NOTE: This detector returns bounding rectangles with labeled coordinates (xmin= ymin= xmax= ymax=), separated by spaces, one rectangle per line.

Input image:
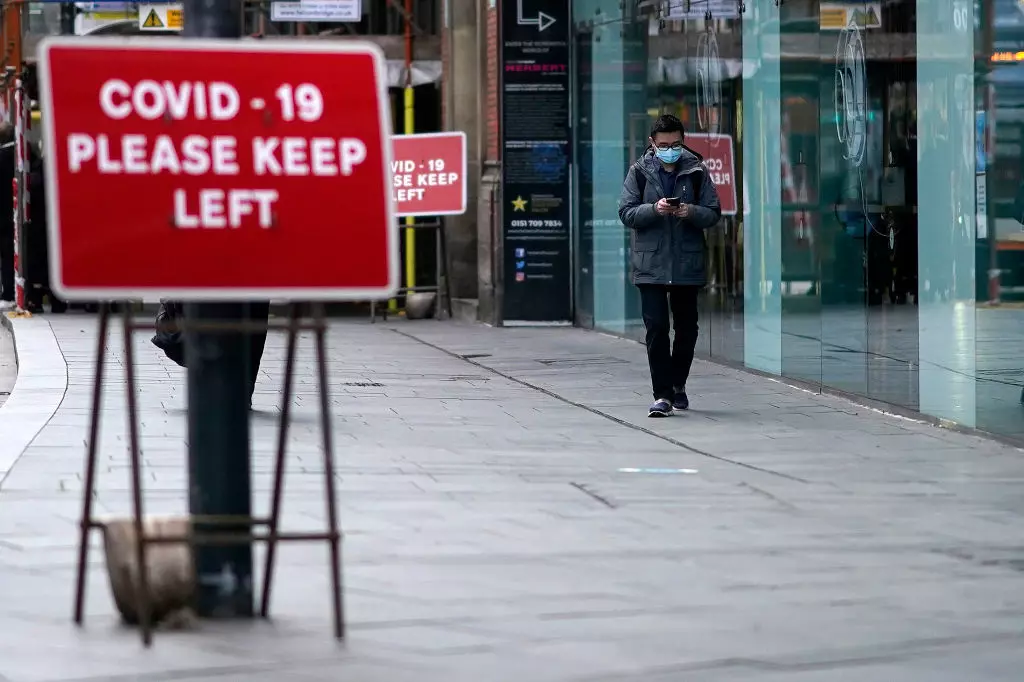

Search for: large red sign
xmin=38 ymin=37 xmax=398 ymax=301
xmin=685 ymin=133 xmax=737 ymax=216
xmin=392 ymin=132 xmax=467 ymax=217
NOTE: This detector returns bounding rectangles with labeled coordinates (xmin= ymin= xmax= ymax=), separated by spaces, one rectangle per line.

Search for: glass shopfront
xmin=570 ymin=0 xmax=1024 ymax=444
xmin=573 ymin=0 xmax=745 ymax=361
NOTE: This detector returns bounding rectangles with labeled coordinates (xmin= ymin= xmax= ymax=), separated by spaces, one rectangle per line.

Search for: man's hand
xmin=654 ymin=198 xmax=675 ymax=216
xmin=673 ymin=203 xmax=692 ymax=218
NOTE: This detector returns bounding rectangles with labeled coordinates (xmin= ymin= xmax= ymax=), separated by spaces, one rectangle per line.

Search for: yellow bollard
xmin=403 ymin=86 xmax=416 ymax=298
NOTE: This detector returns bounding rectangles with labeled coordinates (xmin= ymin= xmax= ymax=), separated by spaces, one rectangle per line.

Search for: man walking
xmin=618 ymin=115 xmax=722 ymax=417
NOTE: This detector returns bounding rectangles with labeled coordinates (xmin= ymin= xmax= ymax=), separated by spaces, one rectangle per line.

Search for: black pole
xmin=59 ymin=3 xmax=75 ymax=36
xmin=181 ymin=0 xmax=254 ymax=619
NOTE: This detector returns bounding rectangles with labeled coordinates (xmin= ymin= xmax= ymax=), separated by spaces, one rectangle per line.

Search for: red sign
xmin=37 ymin=37 xmax=398 ymax=301
xmin=392 ymin=132 xmax=467 ymax=217
xmin=685 ymin=133 xmax=737 ymax=216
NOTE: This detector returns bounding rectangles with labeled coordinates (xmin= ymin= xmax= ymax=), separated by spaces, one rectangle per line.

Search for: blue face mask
xmin=655 ymin=147 xmax=682 ymax=164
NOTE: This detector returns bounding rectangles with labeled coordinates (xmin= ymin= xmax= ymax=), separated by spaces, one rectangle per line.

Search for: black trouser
xmin=25 ymin=223 xmax=66 ymax=311
xmin=0 ymin=225 xmax=12 ymax=302
xmin=247 ymin=301 xmax=270 ymax=399
xmin=638 ymin=284 xmax=700 ymax=401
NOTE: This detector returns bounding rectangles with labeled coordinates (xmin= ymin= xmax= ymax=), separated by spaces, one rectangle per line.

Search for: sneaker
xmin=648 ymin=399 xmax=673 ymax=418
xmin=672 ymin=391 xmax=689 ymax=411
xmin=0 ymin=300 xmax=13 ymax=312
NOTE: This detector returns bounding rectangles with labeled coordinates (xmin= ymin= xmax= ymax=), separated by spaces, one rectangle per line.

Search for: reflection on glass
xmin=27 ymin=2 xmax=62 ymax=36
xmin=918 ymin=1 xmax=976 ymax=424
xmin=743 ymin=0 xmax=782 ymax=374
xmin=779 ymin=0 xmax=823 ymax=386
xmin=572 ymin=1 xmax=745 ymax=363
xmin=568 ymin=0 xmax=1024 ymax=445
xmin=977 ymin=0 xmax=1024 ymax=440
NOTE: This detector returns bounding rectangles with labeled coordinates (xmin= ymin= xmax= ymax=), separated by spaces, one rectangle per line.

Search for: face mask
xmin=655 ymin=147 xmax=682 ymax=164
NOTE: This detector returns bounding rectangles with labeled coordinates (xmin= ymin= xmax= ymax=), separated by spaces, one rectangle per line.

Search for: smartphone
xmin=666 ymin=197 xmax=681 ymax=207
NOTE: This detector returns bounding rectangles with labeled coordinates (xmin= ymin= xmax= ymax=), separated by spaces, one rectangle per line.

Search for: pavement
xmin=0 ymin=320 xmax=14 ymax=410
xmin=3 ymin=312 xmax=1024 ymax=681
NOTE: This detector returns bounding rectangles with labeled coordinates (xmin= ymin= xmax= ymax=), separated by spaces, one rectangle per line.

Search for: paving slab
xmin=1 ymin=314 xmax=1024 ymax=681
xmin=0 ymin=314 xmax=66 ymax=482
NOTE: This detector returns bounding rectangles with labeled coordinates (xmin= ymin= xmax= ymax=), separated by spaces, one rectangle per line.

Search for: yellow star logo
xmin=511 ymin=195 xmax=528 ymax=212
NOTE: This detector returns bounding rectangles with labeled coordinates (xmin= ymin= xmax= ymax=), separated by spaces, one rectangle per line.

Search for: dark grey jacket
xmin=617 ymin=147 xmax=722 ymax=286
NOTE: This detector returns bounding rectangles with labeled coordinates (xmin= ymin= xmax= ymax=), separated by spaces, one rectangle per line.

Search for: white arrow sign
xmin=517 ymin=0 xmax=556 ymax=31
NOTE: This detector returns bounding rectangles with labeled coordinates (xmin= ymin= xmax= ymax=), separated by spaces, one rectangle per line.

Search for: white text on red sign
xmin=702 ymin=157 xmax=731 ymax=187
xmin=391 ymin=158 xmax=460 ymax=203
xmin=65 ymin=79 xmax=370 ymax=229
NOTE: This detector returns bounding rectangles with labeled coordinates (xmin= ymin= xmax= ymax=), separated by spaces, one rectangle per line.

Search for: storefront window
xmin=778 ymin=0 xmax=824 ymax=387
xmin=976 ymin=0 xmax=1024 ymax=440
xmin=919 ymin=0 xmax=977 ymax=424
xmin=743 ymin=1 xmax=783 ymax=374
xmin=573 ymin=0 xmax=745 ymax=361
xmin=567 ymin=0 xmax=1024 ymax=444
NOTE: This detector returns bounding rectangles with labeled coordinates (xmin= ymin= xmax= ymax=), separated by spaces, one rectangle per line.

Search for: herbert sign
xmin=37 ymin=38 xmax=397 ymax=301
xmin=685 ymin=133 xmax=737 ymax=216
xmin=392 ymin=132 xmax=467 ymax=217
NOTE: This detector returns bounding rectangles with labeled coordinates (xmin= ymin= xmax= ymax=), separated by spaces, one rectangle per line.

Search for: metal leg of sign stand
xmin=370 ymin=219 xmax=450 ymax=321
xmin=73 ymin=302 xmax=110 ymax=626
xmin=258 ymin=304 xmax=300 ymax=616
xmin=72 ymin=302 xmax=153 ymax=646
xmin=437 ymin=220 xmax=453 ymax=320
xmin=260 ymin=302 xmax=344 ymax=638
xmin=370 ymin=298 xmax=391 ymax=323
xmin=312 ymin=302 xmax=346 ymax=639
xmin=73 ymin=302 xmax=346 ymax=645
xmin=121 ymin=303 xmax=154 ymax=646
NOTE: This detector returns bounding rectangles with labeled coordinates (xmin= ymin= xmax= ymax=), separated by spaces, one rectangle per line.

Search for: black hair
xmin=650 ymin=114 xmax=685 ymax=140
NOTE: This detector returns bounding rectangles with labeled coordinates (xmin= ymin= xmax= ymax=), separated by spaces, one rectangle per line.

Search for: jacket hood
xmin=640 ymin=144 xmax=704 ymax=174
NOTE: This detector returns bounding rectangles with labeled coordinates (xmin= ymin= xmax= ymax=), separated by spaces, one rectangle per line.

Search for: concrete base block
xmin=102 ymin=517 xmax=197 ymax=627
xmin=405 ymin=292 xmax=437 ymax=320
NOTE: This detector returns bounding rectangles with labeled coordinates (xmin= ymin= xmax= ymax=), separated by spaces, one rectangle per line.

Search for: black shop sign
xmin=500 ymin=0 xmax=572 ymax=324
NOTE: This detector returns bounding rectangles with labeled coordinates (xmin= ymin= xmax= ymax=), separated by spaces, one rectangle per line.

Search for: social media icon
xmin=515 ymin=248 xmax=526 ymax=258
xmin=515 ymin=272 xmax=525 ymax=282
xmin=516 ymin=260 xmax=526 ymax=269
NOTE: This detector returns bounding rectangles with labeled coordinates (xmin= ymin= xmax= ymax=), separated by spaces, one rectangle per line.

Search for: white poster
xmin=664 ymin=0 xmax=739 ymax=20
xmin=271 ymin=0 xmax=362 ymax=22
xmin=976 ymin=174 xmax=988 ymax=239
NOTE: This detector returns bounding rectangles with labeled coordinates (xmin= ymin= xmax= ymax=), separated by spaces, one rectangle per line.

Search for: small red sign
xmin=685 ymin=133 xmax=738 ymax=216
xmin=392 ymin=132 xmax=467 ymax=217
xmin=38 ymin=37 xmax=398 ymax=301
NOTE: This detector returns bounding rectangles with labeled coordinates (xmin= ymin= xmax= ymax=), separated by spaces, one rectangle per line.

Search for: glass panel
xmin=26 ymin=2 xmax=61 ymax=36
xmin=743 ymin=0 xmax=783 ymax=374
xmin=704 ymin=9 xmax=745 ymax=364
xmin=574 ymin=21 xmax=595 ymax=328
xmin=640 ymin=4 xmax=745 ymax=358
xmin=780 ymin=0 xmax=823 ymax=386
xmin=572 ymin=1 xmax=648 ymax=336
xmin=818 ymin=1 xmax=869 ymax=397
xmin=863 ymin=1 xmax=920 ymax=408
xmin=976 ymin=0 xmax=1024 ymax=439
xmin=573 ymin=1 xmax=745 ymax=364
xmin=917 ymin=0 xmax=977 ymax=424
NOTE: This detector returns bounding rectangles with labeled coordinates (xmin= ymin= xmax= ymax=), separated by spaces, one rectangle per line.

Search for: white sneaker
xmin=0 ymin=300 xmax=14 ymax=312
